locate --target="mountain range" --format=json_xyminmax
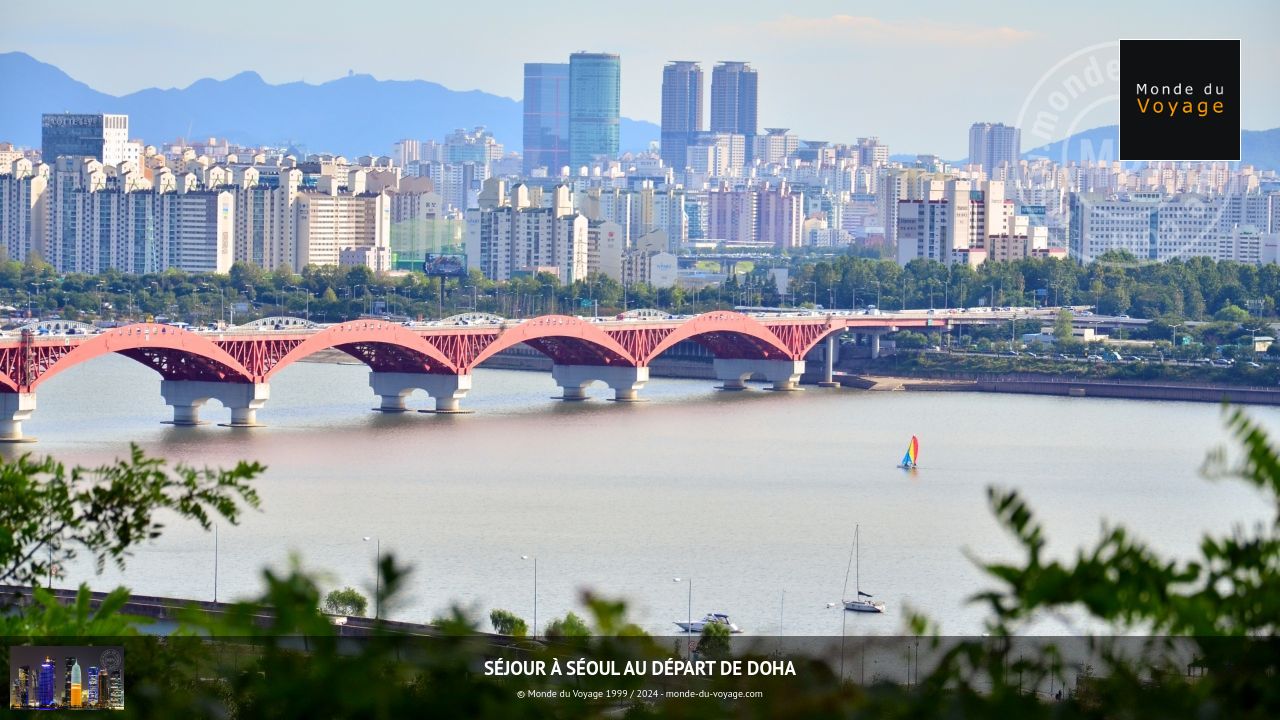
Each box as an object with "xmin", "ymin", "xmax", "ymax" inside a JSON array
[
  {"xmin": 0, "ymin": 51, "xmax": 659, "ymax": 157},
  {"xmin": 1022, "ymin": 125, "xmax": 1280, "ymax": 171},
  {"xmin": 2, "ymin": 52, "xmax": 1276, "ymax": 170}
]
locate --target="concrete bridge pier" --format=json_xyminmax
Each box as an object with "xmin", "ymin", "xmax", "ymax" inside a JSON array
[
  {"xmin": 369, "ymin": 372, "xmax": 473, "ymax": 414},
  {"xmin": 551, "ymin": 364, "xmax": 649, "ymax": 402},
  {"xmin": 818, "ymin": 335, "xmax": 840, "ymax": 387},
  {"xmin": 160, "ymin": 380, "xmax": 270, "ymax": 427},
  {"xmin": 870, "ymin": 332, "xmax": 883, "ymax": 359},
  {"xmin": 0, "ymin": 392, "xmax": 37, "ymax": 442},
  {"xmin": 714, "ymin": 358, "xmax": 806, "ymax": 392}
]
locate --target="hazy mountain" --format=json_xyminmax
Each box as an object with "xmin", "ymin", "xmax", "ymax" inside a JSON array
[
  {"xmin": 1023, "ymin": 124, "xmax": 1280, "ymax": 171},
  {"xmin": 0, "ymin": 52, "xmax": 659, "ymax": 156}
]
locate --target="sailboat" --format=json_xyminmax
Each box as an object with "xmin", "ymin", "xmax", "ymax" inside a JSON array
[
  {"xmin": 899, "ymin": 435, "xmax": 919, "ymax": 469},
  {"xmin": 842, "ymin": 524, "xmax": 886, "ymax": 614}
]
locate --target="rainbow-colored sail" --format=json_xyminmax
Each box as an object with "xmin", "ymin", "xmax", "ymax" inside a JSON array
[{"xmin": 901, "ymin": 435, "xmax": 919, "ymax": 467}]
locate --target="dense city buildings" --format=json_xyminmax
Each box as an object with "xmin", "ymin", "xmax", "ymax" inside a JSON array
[
  {"xmin": 568, "ymin": 52, "xmax": 621, "ymax": 169},
  {"xmin": 523, "ymin": 63, "xmax": 571, "ymax": 175},
  {"xmin": 3, "ymin": 63, "xmax": 1278, "ymax": 284},
  {"xmin": 660, "ymin": 61, "xmax": 703, "ymax": 173},
  {"xmin": 464, "ymin": 179, "xmax": 587, "ymax": 283}
]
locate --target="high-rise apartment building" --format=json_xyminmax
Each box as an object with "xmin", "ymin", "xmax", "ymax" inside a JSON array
[
  {"xmin": 710, "ymin": 62, "xmax": 758, "ymax": 165},
  {"xmin": 660, "ymin": 61, "xmax": 703, "ymax": 172},
  {"xmin": 41, "ymin": 113, "xmax": 130, "ymax": 165},
  {"xmin": 0, "ymin": 159, "xmax": 50, "ymax": 263},
  {"xmin": 523, "ymin": 63, "xmax": 571, "ymax": 175},
  {"xmin": 568, "ymin": 52, "xmax": 621, "ymax": 169},
  {"xmin": 465, "ymin": 179, "xmax": 587, "ymax": 283},
  {"xmin": 295, "ymin": 187, "xmax": 390, "ymax": 271},
  {"xmin": 1068, "ymin": 191, "xmax": 1271, "ymax": 263},
  {"xmin": 968, "ymin": 122, "xmax": 1021, "ymax": 175}
]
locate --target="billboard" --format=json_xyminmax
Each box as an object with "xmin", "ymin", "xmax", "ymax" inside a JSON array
[{"xmin": 423, "ymin": 253, "xmax": 467, "ymax": 278}]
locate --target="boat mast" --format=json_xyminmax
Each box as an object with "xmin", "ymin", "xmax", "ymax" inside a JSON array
[{"xmin": 855, "ymin": 524, "xmax": 860, "ymax": 596}]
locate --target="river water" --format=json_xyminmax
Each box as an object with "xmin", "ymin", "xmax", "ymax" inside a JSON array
[{"xmin": 7, "ymin": 354, "xmax": 1274, "ymax": 637}]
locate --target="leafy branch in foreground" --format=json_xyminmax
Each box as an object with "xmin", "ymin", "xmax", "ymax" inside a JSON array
[
  {"xmin": 0, "ymin": 443, "xmax": 263, "ymax": 591},
  {"xmin": 974, "ymin": 406, "xmax": 1279, "ymax": 636}
]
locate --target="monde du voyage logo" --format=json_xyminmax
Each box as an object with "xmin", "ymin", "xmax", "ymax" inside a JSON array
[{"xmin": 1120, "ymin": 39, "xmax": 1240, "ymax": 161}]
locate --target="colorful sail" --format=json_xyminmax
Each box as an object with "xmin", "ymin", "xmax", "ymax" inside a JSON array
[{"xmin": 901, "ymin": 435, "xmax": 919, "ymax": 467}]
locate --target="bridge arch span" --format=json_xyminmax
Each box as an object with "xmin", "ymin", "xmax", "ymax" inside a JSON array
[
  {"xmin": 18, "ymin": 324, "xmax": 255, "ymax": 393},
  {"xmin": 467, "ymin": 315, "xmax": 637, "ymax": 370},
  {"xmin": 260, "ymin": 319, "xmax": 461, "ymax": 379},
  {"xmin": 639, "ymin": 311, "xmax": 794, "ymax": 365}
]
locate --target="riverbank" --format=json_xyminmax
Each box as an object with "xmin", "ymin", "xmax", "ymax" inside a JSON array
[{"xmin": 299, "ymin": 348, "xmax": 1280, "ymax": 405}]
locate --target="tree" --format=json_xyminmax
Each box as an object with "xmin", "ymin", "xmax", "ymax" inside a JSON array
[
  {"xmin": 0, "ymin": 445, "xmax": 262, "ymax": 590},
  {"xmin": 488, "ymin": 608, "xmax": 528, "ymax": 637},
  {"xmin": 322, "ymin": 587, "xmax": 368, "ymax": 617},
  {"xmin": 1053, "ymin": 308, "xmax": 1074, "ymax": 342},
  {"xmin": 1214, "ymin": 303, "xmax": 1249, "ymax": 323},
  {"xmin": 697, "ymin": 620, "xmax": 731, "ymax": 659},
  {"xmin": 544, "ymin": 611, "xmax": 590, "ymax": 638}
]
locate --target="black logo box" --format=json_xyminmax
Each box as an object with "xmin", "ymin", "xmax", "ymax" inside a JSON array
[{"xmin": 1119, "ymin": 39, "xmax": 1240, "ymax": 161}]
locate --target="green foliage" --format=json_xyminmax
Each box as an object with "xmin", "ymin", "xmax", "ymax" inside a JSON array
[
  {"xmin": 488, "ymin": 608, "xmax": 528, "ymax": 637},
  {"xmin": 1053, "ymin": 308, "xmax": 1074, "ymax": 341},
  {"xmin": 697, "ymin": 621, "xmax": 731, "ymax": 659},
  {"xmin": 0, "ymin": 444, "xmax": 263, "ymax": 589},
  {"xmin": 322, "ymin": 587, "xmax": 369, "ymax": 617},
  {"xmin": 544, "ymin": 611, "xmax": 590, "ymax": 639},
  {"xmin": 1214, "ymin": 303, "xmax": 1250, "ymax": 323}
]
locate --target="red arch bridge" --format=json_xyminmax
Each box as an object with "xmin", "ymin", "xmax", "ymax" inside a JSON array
[{"xmin": 0, "ymin": 308, "xmax": 980, "ymax": 441}]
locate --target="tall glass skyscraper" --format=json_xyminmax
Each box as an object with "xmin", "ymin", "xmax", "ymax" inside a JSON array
[
  {"xmin": 568, "ymin": 52, "xmax": 621, "ymax": 169},
  {"xmin": 660, "ymin": 61, "xmax": 703, "ymax": 172},
  {"xmin": 710, "ymin": 62, "xmax": 759, "ymax": 163},
  {"xmin": 523, "ymin": 63, "xmax": 570, "ymax": 175},
  {"xmin": 37, "ymin": 657, "xmax": 55, "ymax": 708}
]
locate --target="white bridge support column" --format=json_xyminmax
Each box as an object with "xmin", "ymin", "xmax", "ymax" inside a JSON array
[
  {"xmin": 870, "ymin": 332, "xmax": 883, "ymax": 359},
  {"xmin": 551, "ymin": 364, "xmax": 649, "ymax": 402},
  {"xmin": 369, "ymin": 372, "xmax": 473, "ymax": 413},
  {"xmin": 160, "ymin": 380, "xmax": 270, "ymax": 427},
  {"xmin": 714, "ymin": 358, "xmax": 806, "ymax": 392},
  {"xmin": 818, "ymin": 335, "xmax": 840, "ymax": 387},
  {"xmin": 0, "ymin": 392, "xmax": 37, "ymax": 442}
]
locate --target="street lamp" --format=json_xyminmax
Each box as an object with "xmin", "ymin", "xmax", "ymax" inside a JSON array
[
  {"xmin": 521, "ymin": 555, "xmax": 538, "ymax": 639},
  {"xmin": 673, "ymin": 577, "xmax": 692, "ymax": 640},
  {"xmin": 363, "ymin": 536, "xmax": 381, "ymax": 620},
  {"xmin": 807, "ymin": 281, "xmax": 817, "ymax": 309}
]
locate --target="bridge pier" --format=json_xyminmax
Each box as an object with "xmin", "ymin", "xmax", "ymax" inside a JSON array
[
  {"xmin": 369, "ymin": 372, "xmax": 473, "ymax": 413},
  {"xmin": 551, "ymin": 364, "xmax": 649, "ymax": 402},
  {"xmin": 0, "ymin": 392, "xmax": 37, "ymax": 442},
  {"xmin": 714, "ymin": 358, "xmax": 805, "ymax": 391},
  {"xmin": 818, "ymin": 335, "xmax": 839, "ymax": 387},
  {"xmin": 160, "ymin": 380, "xmax": 270, "ymax": 427},
  {"xmin": 870, "ymin": 332, "xmax": 883, "ymax": 359}
]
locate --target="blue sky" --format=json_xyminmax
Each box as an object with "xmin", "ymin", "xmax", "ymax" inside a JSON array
[{"xmin": 4, "ymin": 0, "xmax": 1276, "ymax": 157}]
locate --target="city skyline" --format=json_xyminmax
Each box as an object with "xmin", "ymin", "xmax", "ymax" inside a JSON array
[{"xmin": 3, "ymin": 1, "xmax": 1278, "ymax": 158}]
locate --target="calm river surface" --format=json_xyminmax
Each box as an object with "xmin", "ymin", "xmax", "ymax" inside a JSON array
[{"xmin": 7, "ymin": 355, "xmax": 1275, "ymax": 636}]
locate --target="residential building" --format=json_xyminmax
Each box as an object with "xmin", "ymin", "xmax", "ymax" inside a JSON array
[
  {"xmin": 968, "ymin": 122, "xmax": 1021, "ymax": 176},
  {"xmin": 710, "ymin": 62, "xmax": 758, "ymax": 164},
  {"xmin": 660, "ymin": 61, "xmax": 703, "ymax": 172},
  {"xmin": 465, "ymin": 179, "xmax": 588, "ymax": 283}
]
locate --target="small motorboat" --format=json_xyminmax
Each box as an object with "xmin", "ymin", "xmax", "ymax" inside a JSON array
[{"xmin": 674, "ymin": 613, "xmax": 743, "ymax": 634}]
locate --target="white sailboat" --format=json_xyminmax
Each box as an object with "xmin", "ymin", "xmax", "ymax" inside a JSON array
[{"xmin": 842, "ymin": 524, "xmax": 885, "ymax": 614}]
